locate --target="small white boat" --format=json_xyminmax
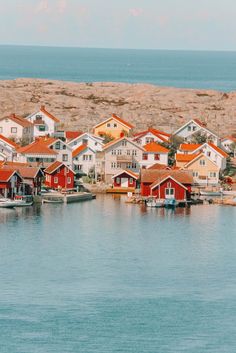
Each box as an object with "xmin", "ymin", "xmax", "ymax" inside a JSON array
[
  {"xmin": 222, "ymin": 190, "xmax": 236, "ymax": 196},
  {"xmin": 0, "ymin": 198, "xmax": 17, "ymax": 209},
  {"xmin": 146, "ymin": 198, "xmax": 164, "ymax": 208},
  {"xmin": 164, "ymin": 198, "xmax": 178, "ymax": 208},
  {"xmin": 42, "ymin": 198, "xmax": 63, "ymax": 204},
  {"xmin": 200, "ymin": 191, "xmax": 222, "ymax": 197}
]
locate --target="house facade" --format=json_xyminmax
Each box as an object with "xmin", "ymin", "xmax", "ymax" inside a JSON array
[
  {"xmin": 140, "ymin": 142, "xmax": 169, "ymax": 168},
  {"xmin": 0, "ymin": 114, "xmax": 33, "ymax": 143},
  {"xmin": 93, "ymin": 114, "xmax": 134, "ymax": 139},
  {"xmin": 16, "ymin": 140, "xmax": 57, "ymax": 167},
  {"xmin": 100, "ymin": 137, "xmax": 144, "ymax": 183},
  {"xmin": 38, "ymin": 137, "xmax": 73, "ymax": 168},
  {"xmin": 26, "ymin": 105, "xmax": 60, "ymax": 137},
  {"xmin": 221, "ymin": 136, "xmax": 236, "ymax": 157},
  {"xmin": 72, "ymin": 144, "xmax": 96, "ymax": 175},
  {"xmin": 44, "ymin": 161, "xmax": 75, "ymax": 189},
  {"xmin": 182, "ymin": 153, "xmax": 220, "ymax": 186},
  {"xmin": 0, "ymin": 134, "xmax": 19, "ymax": 162},
  {"xmin": 112, "ymin": 170, "xmax": 139, "ymax": 189}
]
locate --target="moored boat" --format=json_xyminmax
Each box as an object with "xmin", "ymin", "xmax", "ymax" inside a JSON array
[
  {"xmin": 200, "ymin": 191, "xmax": 222, "ymax": 197},
  {"xmin": 146, "ymin": 198, "xmax": 164, "ymax": 208},
  {"xmin": 164, "ymin": 198, "xmax": 178, "ymax": 208},
  {"xmin": 0, "ymin": 198, "xmax": 17, "ymax": 209},
  {"xmin": 13, "ymin": 195, "xmax": 33, "ymax": 207}
]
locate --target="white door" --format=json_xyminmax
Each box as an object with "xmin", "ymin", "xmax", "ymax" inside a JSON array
[
  {"xmin": 121, "ymin": 178, "xmax": 129, "ymax": 187},
  {"xmin": 165, "ymin": 188, "xmax": 175, "ymax": 199}
]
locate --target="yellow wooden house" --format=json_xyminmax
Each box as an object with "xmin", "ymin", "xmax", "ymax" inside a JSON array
[{"xmin": 93, "ymin": 114, "xmax": 134, "ymax": 139}]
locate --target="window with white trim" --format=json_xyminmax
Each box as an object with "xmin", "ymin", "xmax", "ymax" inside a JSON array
[
  {"xmin": 11, "ymin": 127, "xmax": 17, "ymax": 133},
  {"xmin": 200, "ymin": 159, "xmax": 206, "ymax": 166},
  {"xmin": 54, "ymin": 177, "xmax": 58, "ymax": 183},
  {"xmin": 67, "ymin": 177, "xmax": 71, "ymax": 184}
]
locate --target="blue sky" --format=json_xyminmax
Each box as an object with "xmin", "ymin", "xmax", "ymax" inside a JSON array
[{"xmin": 0, "ymin": 0, "xmax": 235, "ymax": 50}]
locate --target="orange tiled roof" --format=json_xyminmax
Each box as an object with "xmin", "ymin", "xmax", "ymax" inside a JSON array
[
  {"xmin": 0, "ymin": 114, "xmax": 33, "ymax": 128},
  {"xmin": 144, "ymin": 141, "xmax": 169, "ymax": 153},
  {"xmin": 0, "ymin": 134, "xmax": 19, "ymax": 148},
  {"xmin": 208, "ymin": 143, "xmax": 228, "ymax": 158},
  {"xmin": 175, "ymin": 153, "xmax": 200, "ymax": 163},
  {"xmin": 94, "ymin": 114, "xmax": 134, "ymax": 130},
  {"xmin": 179, "ymin": 143, "xmax": 202, "ymax": 151},
  {"xmin": 72, "ymin": 144, "xmax": 88, "ymax": 158},
  {"xmin": 193, "ymin": 118, "xmax": 206, "ymax": 127},
  {"xmin": 40, "ymin": 105, "xmax": 60, "ymax": 123},
  {"xmin": 36, "ymin": 136, "xmax": 57, "ymax": 146},
  {"xmin": 17, "ymin": 140, "xmax": 58, "ymax": 155}
]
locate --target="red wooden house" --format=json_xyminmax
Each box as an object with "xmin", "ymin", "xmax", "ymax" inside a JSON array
[
  {"xmin": 0, "ymin": 169, "xmax": 23, "ymax": 198},
  {"xmin": 44, "ymin": 161, "xmax": 75, "ymax": 189},
  {"xmin": 112, "ymin": 170, "xmax": 139, "ymax": 189},
  {"xmin": 141, "ymin": 169, "xmax": 193, "ymax": 201}
]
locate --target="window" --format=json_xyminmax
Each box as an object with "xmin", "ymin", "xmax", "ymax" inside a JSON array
[
  {"xmin": 200, "ymin": 159, "xmax": 206, "ymax": 166},
  {"xmin": 89, "ymin": 155, "xmax": 92, "ymax": 161},
  {"xmin": 107, "ymin": 123, "xmax": 111, "ymax": 127},
  {"xmin": 131, "ymin": 163, "xmax": 137, "ymax": 169},
  {"xmin": 67, "ymin": 177, "xmax": 71, "ymax": 184},
  {"xmin": 11, "ymin": 127, "xmax": 17, "ymax": 133},
  {"xmin": 111, "ymin": 162, "xmax": 116, "ymax": 168},
  {"xmin": 193, "ymin": 126, "xmax": 197, "ymax": 131},
  {"xmin": 132, "ymin": 150, "xmax": 137, "ymax": 156},
  {"xmin": 207, "ymin": 151, "xmax": 211, "ymax": 157},
  {"xmin": 142, "ymin": 153, "xmax": 148, "ymax": 160},
  {"xmin": 39, "ymin": 125, "xmax": 45, "ymax": 131},
  {"xmin": 114, "ymin": 123, "xmax": 117, "ymax": 128},
  {"xmin": 55, "ymin": 142, "xmax": 60, "ymax": 149},
  {"xmin": 62, "ymin": 154, "xmax": 68, "ymax": 161},
  {"xmin": 116, "ymin": 177, "xmax": 120, "ymax": 184},
  {"xmin": 127, "ymin": 150, "xmax": 131, "ymax": 155},
  {"xmin": 193, "ymin": 171, "xmax": 199, "ymax": 177},
  {"xmin": 35, "ymin": 114, "xmax": 42, "ymax": 120},
  {"xmin": 209, "ymin": 172, "xmax": 217, "ymax": 178},
  {"xmin": 187, "ymin": 126, "xmax": 191, "ymax": 131},
  {"xmin": 154, "ymin": 154, "xmax": 160, "ymax": 161},
  {"xmin": 57, "ymin": 168, "xmax": 60, "ymax": 173},
  {"xmin": 54, "ymin": 177, "xmax": 58, "ymax": 183},
  {"xmin": 130, "ymin": 178, "xmax": 133, "ymax": 184},
  {"xmin": 82, "ymin": 139, "xmax": 88, "ymax": 145},
  {"xmin": 126, "ymin": 163, "xmax": 131, "ymax": 169},
  {"xmin": 167, "ymin": 182, "xmax": 171, "ymax": 188},
  {"xmin": 122, "ymin": 140, "xmax": 127, "ymax": 146},
  {"xmin": 117, "ymin": 150, "xmax": 122, "ymax": 155},
  {"xmin": 63, "ymin": 145, "xmax": 66, "ymax": 150},
  {"xmin": 117, "ymin": 163, "xmax": 121, "ymax": 168},
  {"xmin": 111, "ymin": 150, "xmax": 116, "ymax": 155}
]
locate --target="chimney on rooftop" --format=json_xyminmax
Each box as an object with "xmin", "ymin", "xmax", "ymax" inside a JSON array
[{"xmin": 40, "ymin": 105, "xmax": 45, "ymax": 110}]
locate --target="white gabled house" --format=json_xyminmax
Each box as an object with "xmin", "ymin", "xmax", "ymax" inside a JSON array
[
  {"xmin": 173, "ymin": 119, "xmax": 219, "ymax": 146},
  {"xmin": 72, "ymin": 144, "xmax": 96, "ymax": 175},
  {"xmin": 139, "ymin": 142, "xmax": 169, "ymax": 169},
  {"xmin": 68, "ymin": 132, "xmax": 104, "ymax": 152},
  {"xmin": 0, "ymin": 114, "xmax": 33, "ymax": 143},
  {"xmin": 26, "ymin": 105, "xmax": 60, "ymax": 137}
]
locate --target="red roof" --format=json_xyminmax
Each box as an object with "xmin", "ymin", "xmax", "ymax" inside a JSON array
[
  {"xmin": 40, "ymin": 105, "xmax": 60, "ymax": 123},
  {"xmin": 0, "ymin": 169, "xmax": 21, "ymax": 182},
  {"xmin": 0, "ymin": 134, "xmax": 19, "ymax": 148},
  {"xmin": 179, "ymin": 143, "xmax": 202, "ymax": 152},
  {"xmin": 112, "ymin": 169, "xmax": 139, "ymax": 180},
  {"xmin": 17, "ymin": 140, "xmax": 58, "ymax": 155},
  {"xmin": 134, "ymin": 128, "xmax": 170, "ymax": 142},
  {"xmin": 1, "ymin": 165, "xmax": 43, "ymax": 178},
  {"xmin": 193, "ymin": 118, "xmax": 206, "ymax": 127},
  {"xmin": 94, "ymin": 114, "xmax": 134, "ymax": 130},
  {"xmin": 176, "ymin": 153, "xmax": 200, "ymax": 163},
  {"xmin": 72, "ymin": 144, "xmax": 88, "ymax": 158},
  {"xmin": 208, "ymin": 143, "xmax": 228, "ymax": 158},
  {"xmin": 144, "ymin": 142, "xmax": 169, "ymax": 153},
  {"xmin": 65, "ymin": 131, "xmax": 83, "ymax": 140}
]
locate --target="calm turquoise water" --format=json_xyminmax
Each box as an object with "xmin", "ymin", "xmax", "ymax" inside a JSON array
[
  {"xmin": 0, "ymin": 195, "xmax": 236, "ymax": 352},
  {"xmin": 1, "ymin": 46, "xmax": 236, "ymax": 91}
]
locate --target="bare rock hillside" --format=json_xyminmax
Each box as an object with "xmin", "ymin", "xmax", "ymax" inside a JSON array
[{"xmin": 0, "ymin": 78, "xmax": 236, "ymax": 136}]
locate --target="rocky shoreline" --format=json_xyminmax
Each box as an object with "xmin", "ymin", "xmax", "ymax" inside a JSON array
[{"xmin": 0, "ymin": 78, "xmax": 235, "ymax": 135}]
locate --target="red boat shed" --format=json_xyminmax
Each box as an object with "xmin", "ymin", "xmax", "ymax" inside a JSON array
[
  {"xmin": 44, "ymin": 161, "xmax": 75, "ymax": 189},
  {"xmin": 112, "ymin": 169, "xmax": 139, "ymax": 189}
]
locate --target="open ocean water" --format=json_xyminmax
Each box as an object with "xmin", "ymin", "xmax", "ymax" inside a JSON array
[
  {"xmin": 0, "ymin": 196, "xmax": 236, "ymax": 353},
  {"xmin": 1, "ymin": 45, "xmax": 236, "ymax": 91}
]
